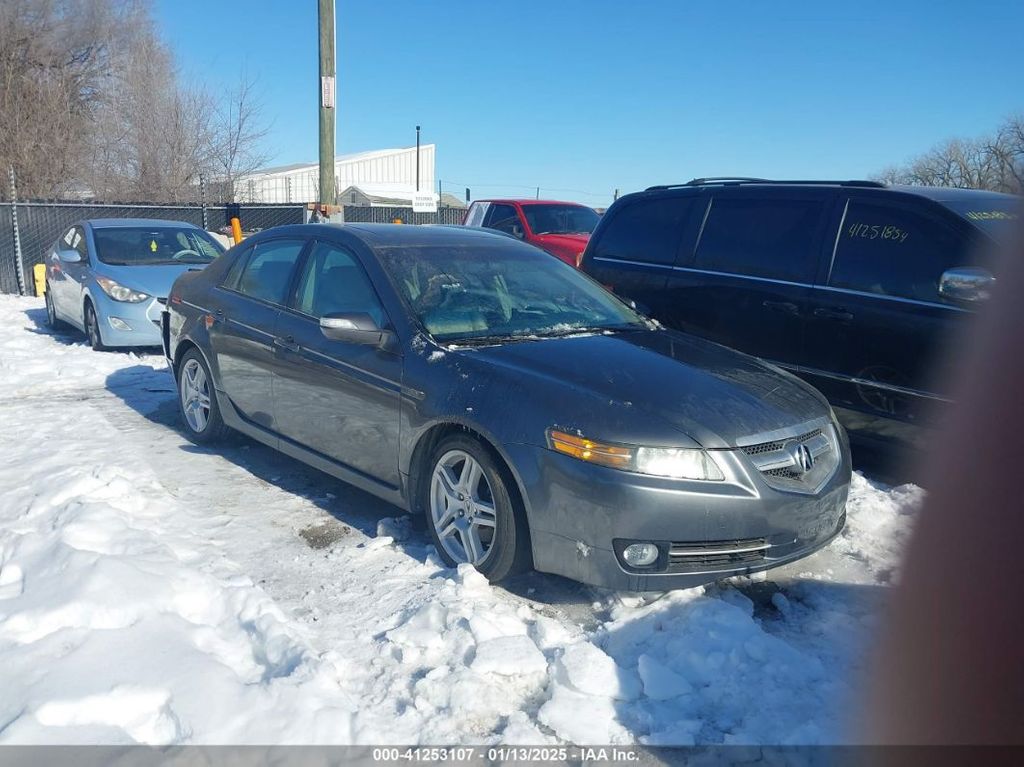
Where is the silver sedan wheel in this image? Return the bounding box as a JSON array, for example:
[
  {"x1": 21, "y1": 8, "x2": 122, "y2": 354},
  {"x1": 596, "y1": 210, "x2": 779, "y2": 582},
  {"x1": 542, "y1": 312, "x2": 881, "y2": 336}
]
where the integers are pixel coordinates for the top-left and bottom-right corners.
[
  {"x1": 429, "y1": 449, "x2": 497, "y2": 565},
  {"x1": 179, "y1": 358, "x2": 212, "y2": 433}
]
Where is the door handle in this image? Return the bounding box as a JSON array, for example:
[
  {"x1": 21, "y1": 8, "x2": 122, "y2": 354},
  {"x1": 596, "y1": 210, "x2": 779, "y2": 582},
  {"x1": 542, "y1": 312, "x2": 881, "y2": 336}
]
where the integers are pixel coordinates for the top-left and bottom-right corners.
[
  {"x1": 762, "y1": 300, "x2": 800, "y2": 316},
  {"x1": 274, "y1": 335, "x2": 299, "y2": 352},
  {"x1": 813, "y1": 307, "x2": 854, "y2": 322}
]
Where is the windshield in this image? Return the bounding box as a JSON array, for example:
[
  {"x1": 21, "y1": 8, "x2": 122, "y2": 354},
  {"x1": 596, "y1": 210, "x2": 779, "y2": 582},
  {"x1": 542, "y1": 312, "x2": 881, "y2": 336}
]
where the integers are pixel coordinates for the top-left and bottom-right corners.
[
  {"x1": 940, "y1": 198, "x2": 1021, "y2": 239},
  {"x1": 377, "y1": 243, "x2": 646, "y2": 343},
  {"x1": 522, "y1": 204, "x2": 600, "y2": 236},
  {"x1": 93, "y1": 226, "x2": 224, "y2": 265}
]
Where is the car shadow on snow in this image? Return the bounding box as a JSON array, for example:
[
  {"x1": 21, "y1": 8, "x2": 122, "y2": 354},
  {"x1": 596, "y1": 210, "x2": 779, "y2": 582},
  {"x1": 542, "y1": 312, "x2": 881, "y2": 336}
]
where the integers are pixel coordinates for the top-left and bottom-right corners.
[
  {"x1": 104, "y1": 365, "x2": 412, "y2": 541},
  {"x1": 102, "y1": 363, "x2": 598, "y2": 610}
]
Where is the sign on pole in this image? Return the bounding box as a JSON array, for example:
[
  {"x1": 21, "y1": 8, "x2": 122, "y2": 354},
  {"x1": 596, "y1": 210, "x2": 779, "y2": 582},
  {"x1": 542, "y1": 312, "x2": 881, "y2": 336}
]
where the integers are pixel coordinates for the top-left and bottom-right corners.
[{"x1": 412, "y1": 192, "x2": 438, "y2": 213}]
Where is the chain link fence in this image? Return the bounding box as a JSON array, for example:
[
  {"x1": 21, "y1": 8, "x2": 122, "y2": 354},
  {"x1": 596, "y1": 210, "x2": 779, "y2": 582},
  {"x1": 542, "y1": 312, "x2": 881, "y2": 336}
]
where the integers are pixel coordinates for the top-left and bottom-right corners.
[
  {"x1": 1, "y1": 197, "x2": 469, "y2": 295},
  {"x1": 341, "y1": 206, "x2": 466, "y2": 226},
  {"x1": 0, "y1": 201, "x2": 306, "y2": 295}
]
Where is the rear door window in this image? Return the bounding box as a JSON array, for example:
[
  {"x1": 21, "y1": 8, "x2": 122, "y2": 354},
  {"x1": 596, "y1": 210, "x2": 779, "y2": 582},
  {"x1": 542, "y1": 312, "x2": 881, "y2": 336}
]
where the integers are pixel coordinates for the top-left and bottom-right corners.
[
  {"x1": 694, "y1": 196, "x2": 826, "y2": 282},
  {"x1": 829, "y1": 199, "x2": 969, "y2": 302},
  {"x1": 592, "y1": 197, "x2": 695, "y2": 265},
  {"x1": 234, "y1": 239, "x2": 306, "y2": 306}
]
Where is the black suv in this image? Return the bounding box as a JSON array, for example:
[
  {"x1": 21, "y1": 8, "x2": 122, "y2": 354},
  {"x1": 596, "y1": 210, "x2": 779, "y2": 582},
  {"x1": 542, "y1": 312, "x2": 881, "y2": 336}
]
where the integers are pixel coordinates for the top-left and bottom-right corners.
[{"x1": 581, "y1": 178, "x2": 1019, "y2": 450}]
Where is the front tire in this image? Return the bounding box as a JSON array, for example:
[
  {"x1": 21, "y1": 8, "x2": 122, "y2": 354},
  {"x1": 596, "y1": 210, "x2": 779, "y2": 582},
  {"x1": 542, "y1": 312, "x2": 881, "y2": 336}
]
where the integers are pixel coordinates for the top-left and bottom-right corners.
[
  {"x1": 177, "y1": 349, "x2": 229, "y2": 444},
  {"x1": 423, "y1": 435, "x2": 531, "y2": 582},
  {"x1": 84, "y1": 302, "x2": 106, "y2": 351}
]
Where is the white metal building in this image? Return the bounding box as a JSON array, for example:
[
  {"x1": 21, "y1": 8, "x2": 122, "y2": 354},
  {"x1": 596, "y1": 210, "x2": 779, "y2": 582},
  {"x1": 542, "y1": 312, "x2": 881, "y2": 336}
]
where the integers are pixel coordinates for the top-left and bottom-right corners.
[{"x1": 237, "y1": 145, "x2": 437, "y2": 204}]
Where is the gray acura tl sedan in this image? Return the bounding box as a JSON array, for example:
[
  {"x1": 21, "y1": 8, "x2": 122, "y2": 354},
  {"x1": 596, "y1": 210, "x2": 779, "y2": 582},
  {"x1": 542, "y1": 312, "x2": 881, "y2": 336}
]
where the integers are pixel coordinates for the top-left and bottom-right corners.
[{"x1": 163, "y1": 224, "x2": 850, "y2": 590}]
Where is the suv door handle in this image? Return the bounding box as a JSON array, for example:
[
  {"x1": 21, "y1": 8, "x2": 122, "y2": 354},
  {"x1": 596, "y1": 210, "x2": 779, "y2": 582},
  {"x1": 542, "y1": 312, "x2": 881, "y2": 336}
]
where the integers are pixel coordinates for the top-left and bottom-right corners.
[
  {"x1": 762, "y1": 300, "x2": 800, "y2": 316},
  {"x1": 813, "y1": 307, "x2": 854, "y2": 322},
  {"x1": 274, "y1": 335, "x2": 299, "y2": 352}
]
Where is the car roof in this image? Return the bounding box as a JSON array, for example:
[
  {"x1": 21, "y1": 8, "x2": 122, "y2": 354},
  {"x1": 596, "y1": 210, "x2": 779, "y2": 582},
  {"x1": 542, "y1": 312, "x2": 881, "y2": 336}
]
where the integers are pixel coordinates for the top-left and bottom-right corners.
[
  {"x1": 85, "y1": 218, "x2": 201, "y2": 229},
  {"x1": 473, "y1": 199, "x2": 593, "y2": 207},
  {"x1": 317, "y1": 222, "x2": 532, "y2": 248},
  {"x1": 886, "y1": 185, "x2": 1019, "y2": 202},
  {"x1": 637, "y1": 180, "x2": 1020, "y2": 202}
]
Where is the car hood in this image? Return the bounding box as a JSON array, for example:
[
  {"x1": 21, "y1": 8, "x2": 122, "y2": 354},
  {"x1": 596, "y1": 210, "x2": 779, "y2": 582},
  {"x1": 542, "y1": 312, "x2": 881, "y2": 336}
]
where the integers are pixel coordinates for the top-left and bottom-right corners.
[
  {"x1": 461, "y1": 329, "x2": 828, "y2": 449},
  {"x1": 532, "y1": 232, "x2": 590, "y2": 252},
  {"x1": 97, "y1": 263, "x2": 209, "y2": 299}
]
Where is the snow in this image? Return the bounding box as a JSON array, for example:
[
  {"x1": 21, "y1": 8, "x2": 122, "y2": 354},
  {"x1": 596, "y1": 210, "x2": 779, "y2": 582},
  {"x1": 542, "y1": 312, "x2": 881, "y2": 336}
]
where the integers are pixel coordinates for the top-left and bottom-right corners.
[{"x1": 0, "y1": 294, "x2": 924, "y2": 745}]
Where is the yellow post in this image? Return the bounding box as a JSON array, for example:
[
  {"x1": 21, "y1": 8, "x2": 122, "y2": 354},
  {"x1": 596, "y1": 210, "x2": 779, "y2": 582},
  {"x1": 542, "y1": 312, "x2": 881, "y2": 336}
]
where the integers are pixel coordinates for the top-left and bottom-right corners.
[
  {"x1": 33, "y1": 264, "x2": 46, "y2": 297},
  {"x1": 230, "y1": 217, "x2": 243, "y2": 245}
]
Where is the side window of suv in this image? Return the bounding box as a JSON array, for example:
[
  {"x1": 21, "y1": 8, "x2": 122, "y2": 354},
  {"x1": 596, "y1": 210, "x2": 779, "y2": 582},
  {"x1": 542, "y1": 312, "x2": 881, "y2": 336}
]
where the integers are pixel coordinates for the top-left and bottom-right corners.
[
  {"x1": 234, "y1": 239, "x2": 306, "y2": 305},
  {"x1": 829, "y1": 200, "x2": 967, "y2": 303},
  {"x1": 486, "y1": 204, "x2": 523, "y2": 237},
  {"x1": 593, "y1": 197, "x2": 695, "y2": 265},
  {"x1": 694, "y1": 197, "x2": 825, "y2": 282}
]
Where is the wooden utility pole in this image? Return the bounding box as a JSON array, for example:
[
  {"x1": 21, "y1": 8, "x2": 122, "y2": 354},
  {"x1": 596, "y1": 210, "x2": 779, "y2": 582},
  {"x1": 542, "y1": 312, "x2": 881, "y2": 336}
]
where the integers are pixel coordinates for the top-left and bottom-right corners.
[{"x1": 318, "y1": 0, "x2": 336, "y2": 209}]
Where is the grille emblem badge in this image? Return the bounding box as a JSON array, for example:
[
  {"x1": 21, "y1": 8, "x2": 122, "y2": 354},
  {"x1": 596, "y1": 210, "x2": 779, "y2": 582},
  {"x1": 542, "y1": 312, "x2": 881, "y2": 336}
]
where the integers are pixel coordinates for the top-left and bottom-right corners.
[{"x1": 786, "y1": 442, "x2": 815, "y2": 475}]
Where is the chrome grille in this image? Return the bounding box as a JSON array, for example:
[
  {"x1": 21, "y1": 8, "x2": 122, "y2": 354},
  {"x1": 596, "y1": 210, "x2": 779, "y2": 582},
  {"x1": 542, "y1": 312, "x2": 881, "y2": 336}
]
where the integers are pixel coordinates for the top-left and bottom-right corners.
[{"x1": 741, "y1": 424, "x2": 839, "y2": 494}]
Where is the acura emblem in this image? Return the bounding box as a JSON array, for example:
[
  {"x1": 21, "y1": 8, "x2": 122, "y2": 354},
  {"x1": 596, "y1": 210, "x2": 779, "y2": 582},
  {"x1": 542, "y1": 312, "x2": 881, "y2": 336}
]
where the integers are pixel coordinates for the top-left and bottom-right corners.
[{"x1": 786, "y1": 442, "x2": 815, "y2": 475}]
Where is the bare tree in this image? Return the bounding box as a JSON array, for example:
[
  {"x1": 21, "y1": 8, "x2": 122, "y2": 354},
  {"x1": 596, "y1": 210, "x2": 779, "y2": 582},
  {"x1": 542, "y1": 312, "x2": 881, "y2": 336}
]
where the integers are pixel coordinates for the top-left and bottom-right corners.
[
  {"x1": 876, "y1": 117, "x2": 1024, "y2": 194},
  {"x1": 209, "y1": 73, "x2": 271, "y2": 202},
  {"x1": 0, "y1": 0, "x2": 124, "y2": 197},
  {"x1": 2, "y1": 0, "x2": 271, "y2": 203}
]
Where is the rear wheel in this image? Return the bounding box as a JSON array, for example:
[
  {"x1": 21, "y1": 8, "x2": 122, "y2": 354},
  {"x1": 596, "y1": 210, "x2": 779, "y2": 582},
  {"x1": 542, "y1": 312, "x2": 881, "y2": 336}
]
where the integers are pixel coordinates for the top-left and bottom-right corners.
[
  {"x1": 84, "y1": 302, "x2": 106, "y2": 351},
  {"x1": 177, "y1": 349, "x2": 229, "y2": 443},
  {"x1": 424, "y1": 435, "x2": 530, "y2": 581},
  {"x1": 44, "y1": 286, "x2": 65, "y2": 329}
]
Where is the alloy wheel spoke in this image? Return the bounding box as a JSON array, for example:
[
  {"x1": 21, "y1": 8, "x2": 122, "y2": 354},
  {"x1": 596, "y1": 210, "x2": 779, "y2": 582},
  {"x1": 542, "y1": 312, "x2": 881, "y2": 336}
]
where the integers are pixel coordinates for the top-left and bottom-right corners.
[
  {"x1": 462, "y1": 525, "x2": 485, "y2": 563},
  {"x1": 461, "y1": 457, "x2": 483, "y2": 495},
  {"x1": 436, "y1": 465, "x2": 460, "y2": 500},
  {"x1": 471, "y1": 515, "x2": 495, "y2": 530}
]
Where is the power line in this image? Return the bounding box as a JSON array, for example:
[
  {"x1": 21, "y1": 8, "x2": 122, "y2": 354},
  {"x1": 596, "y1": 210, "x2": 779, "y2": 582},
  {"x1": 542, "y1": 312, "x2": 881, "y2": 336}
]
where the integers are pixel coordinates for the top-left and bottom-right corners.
[{"x1": 440, "y1": 180, "x2": 612, "y2": 200}]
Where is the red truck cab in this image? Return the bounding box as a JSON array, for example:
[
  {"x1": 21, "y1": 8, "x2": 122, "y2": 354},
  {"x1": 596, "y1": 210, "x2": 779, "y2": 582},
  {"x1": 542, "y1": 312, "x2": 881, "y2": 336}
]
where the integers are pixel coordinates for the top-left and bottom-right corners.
[{"x1": 462, "y1": 199, "x2": 600, "y2": 267}]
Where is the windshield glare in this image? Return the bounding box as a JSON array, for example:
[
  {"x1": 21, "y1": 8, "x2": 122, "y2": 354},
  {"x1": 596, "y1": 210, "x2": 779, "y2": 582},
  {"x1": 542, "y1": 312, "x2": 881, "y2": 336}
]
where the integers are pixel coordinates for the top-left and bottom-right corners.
[
  {"x1": 93, "y1": 226, "x2": 224, "y2": 265},
  {"x1": 378, "y1": 244, "x2": 645, "y2": 343},
  {"x1": 522, "y1": 204, "x2": 600, "y2": 236},
  {"x1": 941, "y1": 199, "x2": 1021, "y2": 238}
]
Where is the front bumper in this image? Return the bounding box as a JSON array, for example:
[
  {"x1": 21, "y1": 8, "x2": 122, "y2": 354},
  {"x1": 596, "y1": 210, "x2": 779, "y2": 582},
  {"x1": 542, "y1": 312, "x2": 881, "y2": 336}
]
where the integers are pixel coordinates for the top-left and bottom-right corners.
[
  {"x1": 504, "y1": 422, "x2": 852, "y2": 591},
  {"x1": 91, "y1": 291, "x2": 165, "y2": 347}
]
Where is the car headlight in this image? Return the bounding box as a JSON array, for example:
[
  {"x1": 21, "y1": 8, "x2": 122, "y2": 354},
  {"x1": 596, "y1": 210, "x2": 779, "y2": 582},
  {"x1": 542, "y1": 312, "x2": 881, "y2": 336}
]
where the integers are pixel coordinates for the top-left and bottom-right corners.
[
  {"x1": 547, "y1": 429, "x2": 724, "y2": 481},
  {"x1": 95, "y1": 277, "x2": 149, "y2": 303}
]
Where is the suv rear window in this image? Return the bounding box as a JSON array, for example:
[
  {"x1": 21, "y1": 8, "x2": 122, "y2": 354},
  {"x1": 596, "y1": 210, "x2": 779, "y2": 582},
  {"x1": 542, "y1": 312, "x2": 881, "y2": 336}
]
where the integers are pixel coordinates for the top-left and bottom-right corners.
[
  {"x1": 694, "y1": 197, "x2": 825, "y2": 282},
  {"x1": 592, "y1": 197, "x2": 694, "y2": 265}
]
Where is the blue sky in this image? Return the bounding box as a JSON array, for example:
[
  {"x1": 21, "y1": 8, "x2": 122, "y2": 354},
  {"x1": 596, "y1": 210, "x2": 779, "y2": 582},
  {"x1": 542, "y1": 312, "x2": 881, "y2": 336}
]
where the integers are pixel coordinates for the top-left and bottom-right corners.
[{"x1": 155, "y1": 0, "x2": 1024, "y2": 207}]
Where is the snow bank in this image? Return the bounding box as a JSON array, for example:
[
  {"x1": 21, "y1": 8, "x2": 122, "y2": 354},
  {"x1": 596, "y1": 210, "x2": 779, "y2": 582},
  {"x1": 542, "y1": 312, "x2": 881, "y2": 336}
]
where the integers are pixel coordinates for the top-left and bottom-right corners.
[{"x1": 0, "y1": 295, "x2": 924, "y2": 744}]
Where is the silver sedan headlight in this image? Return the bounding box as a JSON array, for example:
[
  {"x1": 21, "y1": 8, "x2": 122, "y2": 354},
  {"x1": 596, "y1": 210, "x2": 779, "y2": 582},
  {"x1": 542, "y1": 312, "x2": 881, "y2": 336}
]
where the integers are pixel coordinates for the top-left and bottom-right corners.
[{"x1": 95, "y1": 277, "x2": 149, "y2": 303}]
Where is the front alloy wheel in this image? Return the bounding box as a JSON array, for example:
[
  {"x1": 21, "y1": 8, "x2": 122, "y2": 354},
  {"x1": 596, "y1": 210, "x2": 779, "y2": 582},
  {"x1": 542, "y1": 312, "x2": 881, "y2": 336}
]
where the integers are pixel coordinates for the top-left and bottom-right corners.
[
  {"x1": 84, "y1": 304, "x2": 105, "y2": 350},
  {"x1": 423, "y1": 435, "x2": 531, "y2": 581},
  {"x1": 430, "y1": 449, "x2": 498, "y2": 565}
]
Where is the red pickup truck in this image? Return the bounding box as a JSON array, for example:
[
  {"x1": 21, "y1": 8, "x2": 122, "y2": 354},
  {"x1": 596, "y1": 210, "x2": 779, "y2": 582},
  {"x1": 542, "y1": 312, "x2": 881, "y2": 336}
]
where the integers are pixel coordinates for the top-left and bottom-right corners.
[{"x1": 462, "y1": 199, "x2": 600, "y2": 267}]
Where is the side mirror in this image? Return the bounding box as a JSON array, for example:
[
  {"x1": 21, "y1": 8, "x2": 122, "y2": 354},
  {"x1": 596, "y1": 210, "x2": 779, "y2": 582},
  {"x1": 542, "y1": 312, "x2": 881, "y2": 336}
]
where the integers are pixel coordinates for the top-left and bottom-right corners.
[
  {"x1": 320, "y1": 312, "x2": 395, "y2": 350},
  {"x1": 58, "y1": 249, "x2": 82, "y2": 264},
  {"x1": 939, "y1": 267, "x2": 995, "y2": 303}
]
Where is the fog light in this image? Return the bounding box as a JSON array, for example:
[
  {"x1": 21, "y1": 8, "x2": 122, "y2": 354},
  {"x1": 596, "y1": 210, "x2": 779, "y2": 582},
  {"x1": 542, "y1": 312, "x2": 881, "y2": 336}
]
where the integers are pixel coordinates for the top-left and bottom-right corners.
[
  {"x1": 108, "y1": 317, "x2": 131, "y2": 331},
  {"x1": 622, "y1": 543, "x2": 659, "y2": 567}
]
